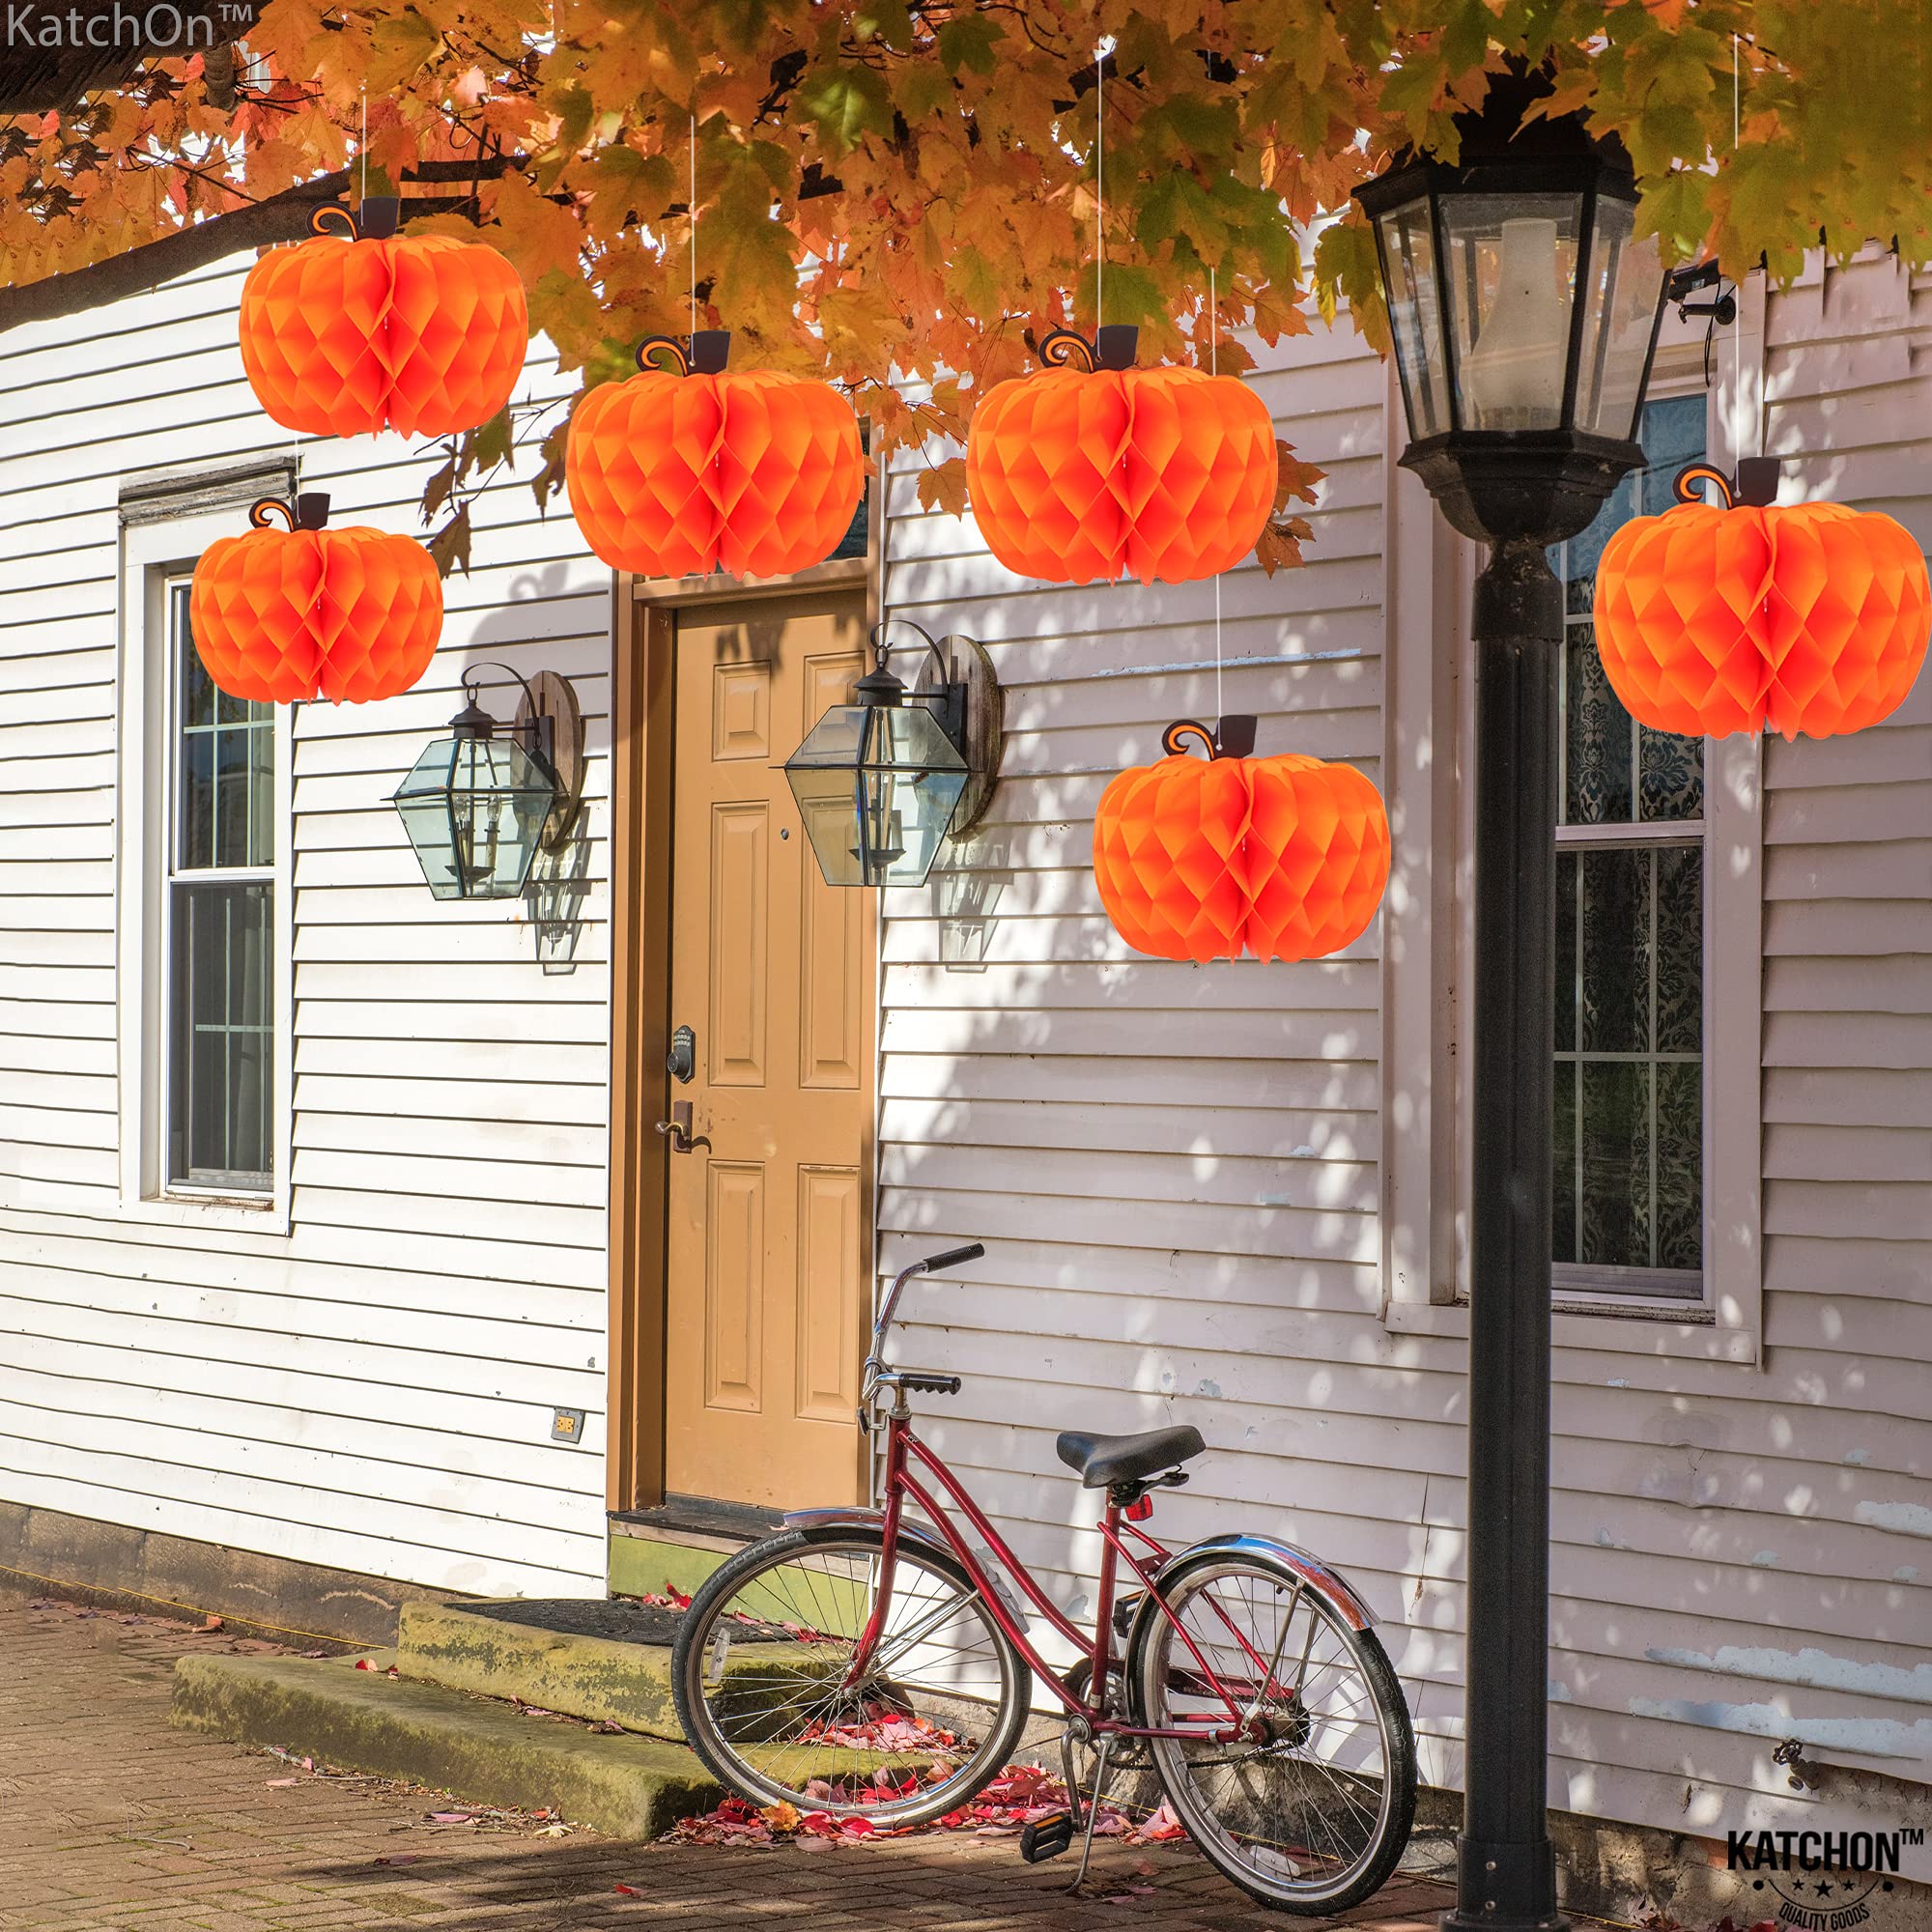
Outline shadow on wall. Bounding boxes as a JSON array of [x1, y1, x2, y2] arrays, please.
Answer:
[[853, 583, 1422, 1692], [458, 561, 604, 973]]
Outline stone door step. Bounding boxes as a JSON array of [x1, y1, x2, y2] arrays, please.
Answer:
[[170, 1648, 721, 1839], [399, 1600, 698, 1740]]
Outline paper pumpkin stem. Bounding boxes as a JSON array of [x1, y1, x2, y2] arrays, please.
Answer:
[[250, 494, 330, 532], [1039, 327, 1096, 371], [1673, 462, 1735, 508], [636, 335, 692, 377], [1039, 325, 1138, 373], [308, 203, 359, 241], [635, 332, 730, 377]]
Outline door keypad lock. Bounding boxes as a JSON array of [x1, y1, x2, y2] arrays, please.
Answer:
[[667, 1025, 696, 1084]]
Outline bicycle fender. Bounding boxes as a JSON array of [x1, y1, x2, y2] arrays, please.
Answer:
[[781, 1507, 1032, 1631], [782, 1504, 953, 1563], [1146, 1533, 1378, 1633]]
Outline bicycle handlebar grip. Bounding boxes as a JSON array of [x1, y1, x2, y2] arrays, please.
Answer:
[[900, 1373, 963, 1395], [921, 1242, 984, 1273]]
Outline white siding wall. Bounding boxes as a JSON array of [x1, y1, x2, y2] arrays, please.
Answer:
[[0, 260, 613, 1598], [2, 242, 1927, 1865], [880, 288, 1932, 1865]]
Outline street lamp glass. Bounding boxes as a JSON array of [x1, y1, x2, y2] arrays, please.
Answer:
[[1574, 199, 1665, 441], [1440, 194, 1583, 430], [1374, 197, 1451, 439]]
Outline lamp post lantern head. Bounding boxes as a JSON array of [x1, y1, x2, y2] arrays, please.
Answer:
[[1351, 65, 1673, 546]]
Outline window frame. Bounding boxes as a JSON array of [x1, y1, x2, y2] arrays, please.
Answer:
[[160, 575, 278, 1195], [117, 500, 295, 1232], [1378, 283, 1765, 1365], [1549, 395, 1710, 1302]]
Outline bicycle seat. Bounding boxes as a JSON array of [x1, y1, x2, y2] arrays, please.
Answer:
[[1055, 1425, 1206, 1491]]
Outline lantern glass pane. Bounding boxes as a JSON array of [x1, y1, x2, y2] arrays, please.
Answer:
[[1374, 196, 1451, 440], [784, 700, 969, 889], [1573, 201, 1664, 441], [1439, 192, 1584, 431], [391, 735, 555, 901]]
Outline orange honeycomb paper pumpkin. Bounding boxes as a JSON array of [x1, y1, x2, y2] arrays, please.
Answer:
[[1594, 462, 1930, 740], [188, 494, 442, 705], [1094, 718, 1391, 963], [239, 198, 528, 439], [565, 330, 865, 580], [965, 326, 1278, 585]]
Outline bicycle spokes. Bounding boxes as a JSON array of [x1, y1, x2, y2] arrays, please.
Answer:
[[1133, 1555, 1413, 1908], [673, 1529, 1030, 1827]]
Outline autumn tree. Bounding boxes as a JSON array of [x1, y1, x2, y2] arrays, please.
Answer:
[[3, 0, 1927, 564]]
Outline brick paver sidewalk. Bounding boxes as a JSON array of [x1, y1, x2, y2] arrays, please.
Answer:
[[0, 1594, 1453, 1932]]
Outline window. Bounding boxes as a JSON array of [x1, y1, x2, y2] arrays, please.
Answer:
[[1549, 393, 1706, 1297], [163, 579, 275, 1192], [1378, 298, 1765, 1354]]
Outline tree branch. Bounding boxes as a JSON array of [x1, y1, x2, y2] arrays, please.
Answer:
[[0, 159, 518, 338]]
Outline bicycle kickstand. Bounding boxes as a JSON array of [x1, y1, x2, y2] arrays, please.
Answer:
[[1066, 1730, 1115, 1894]]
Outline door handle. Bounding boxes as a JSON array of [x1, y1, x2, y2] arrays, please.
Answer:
[[657, 1099, 698, 1154]]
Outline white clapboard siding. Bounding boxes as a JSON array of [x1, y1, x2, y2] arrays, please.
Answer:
[[0, 257, 612, 1596], [6, 233, 1932, 1873], [878, 287, 1932, 1859]]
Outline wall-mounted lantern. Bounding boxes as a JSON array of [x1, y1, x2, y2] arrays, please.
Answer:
[[391, 664, 582, 901], [782, 622, 1002, 889]]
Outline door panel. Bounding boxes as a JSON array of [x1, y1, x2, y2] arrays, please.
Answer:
[[707, 803, 769, 1085], [795, 1164, 864, 1422], [665, 591, 873, 1507]]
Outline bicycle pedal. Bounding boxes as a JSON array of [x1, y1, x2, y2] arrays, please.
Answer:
[[1019, 1813, 1074, 1862]]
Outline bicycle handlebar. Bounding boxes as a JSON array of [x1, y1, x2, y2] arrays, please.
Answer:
[[920, 1242, 984, 1274], [867, 1241, 985, 1374]]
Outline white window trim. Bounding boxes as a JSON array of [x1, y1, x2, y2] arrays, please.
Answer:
[[1379, 275, 1767, 1365], [117, 506, 295, 1233]]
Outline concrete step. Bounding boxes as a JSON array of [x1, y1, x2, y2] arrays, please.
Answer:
[[398, 1601, 687, 1740], [169, 1647, 721, 1839]]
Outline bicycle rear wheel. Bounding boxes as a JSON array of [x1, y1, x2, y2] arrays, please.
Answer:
[[1128, 1547, 1416, 1913], [670, 1526, 1030, 1829]]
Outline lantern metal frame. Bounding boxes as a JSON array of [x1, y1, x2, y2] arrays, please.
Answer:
[[389, 663, 581, 903], [782, 620, 1003, 890], [1351, 66, 1680, 1932], [1352, 69, 1675, 550]]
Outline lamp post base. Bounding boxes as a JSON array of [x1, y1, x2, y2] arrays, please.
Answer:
[[1442, 1833, 1566, 1932]]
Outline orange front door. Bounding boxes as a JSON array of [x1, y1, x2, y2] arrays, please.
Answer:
[[663, 590, 875, 1508]]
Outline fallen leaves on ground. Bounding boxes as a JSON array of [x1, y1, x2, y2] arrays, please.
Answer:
[[630, 1585, 692, 1611], [654, 1764, 1192, 1861]]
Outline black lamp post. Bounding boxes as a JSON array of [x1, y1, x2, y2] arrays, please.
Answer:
[[1352, 69, 1672, 1932]]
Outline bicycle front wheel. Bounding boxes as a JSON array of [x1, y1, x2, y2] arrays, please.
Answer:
[[669, 1526, 1030, 1828], [1129, 1547, 1416, 1914]]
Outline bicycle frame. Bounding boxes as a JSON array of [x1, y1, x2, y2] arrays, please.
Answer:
[[846, 1406, 1289, 1747]]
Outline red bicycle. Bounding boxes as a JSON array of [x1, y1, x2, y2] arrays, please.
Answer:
[[670, 1243, 1417, 1912]]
